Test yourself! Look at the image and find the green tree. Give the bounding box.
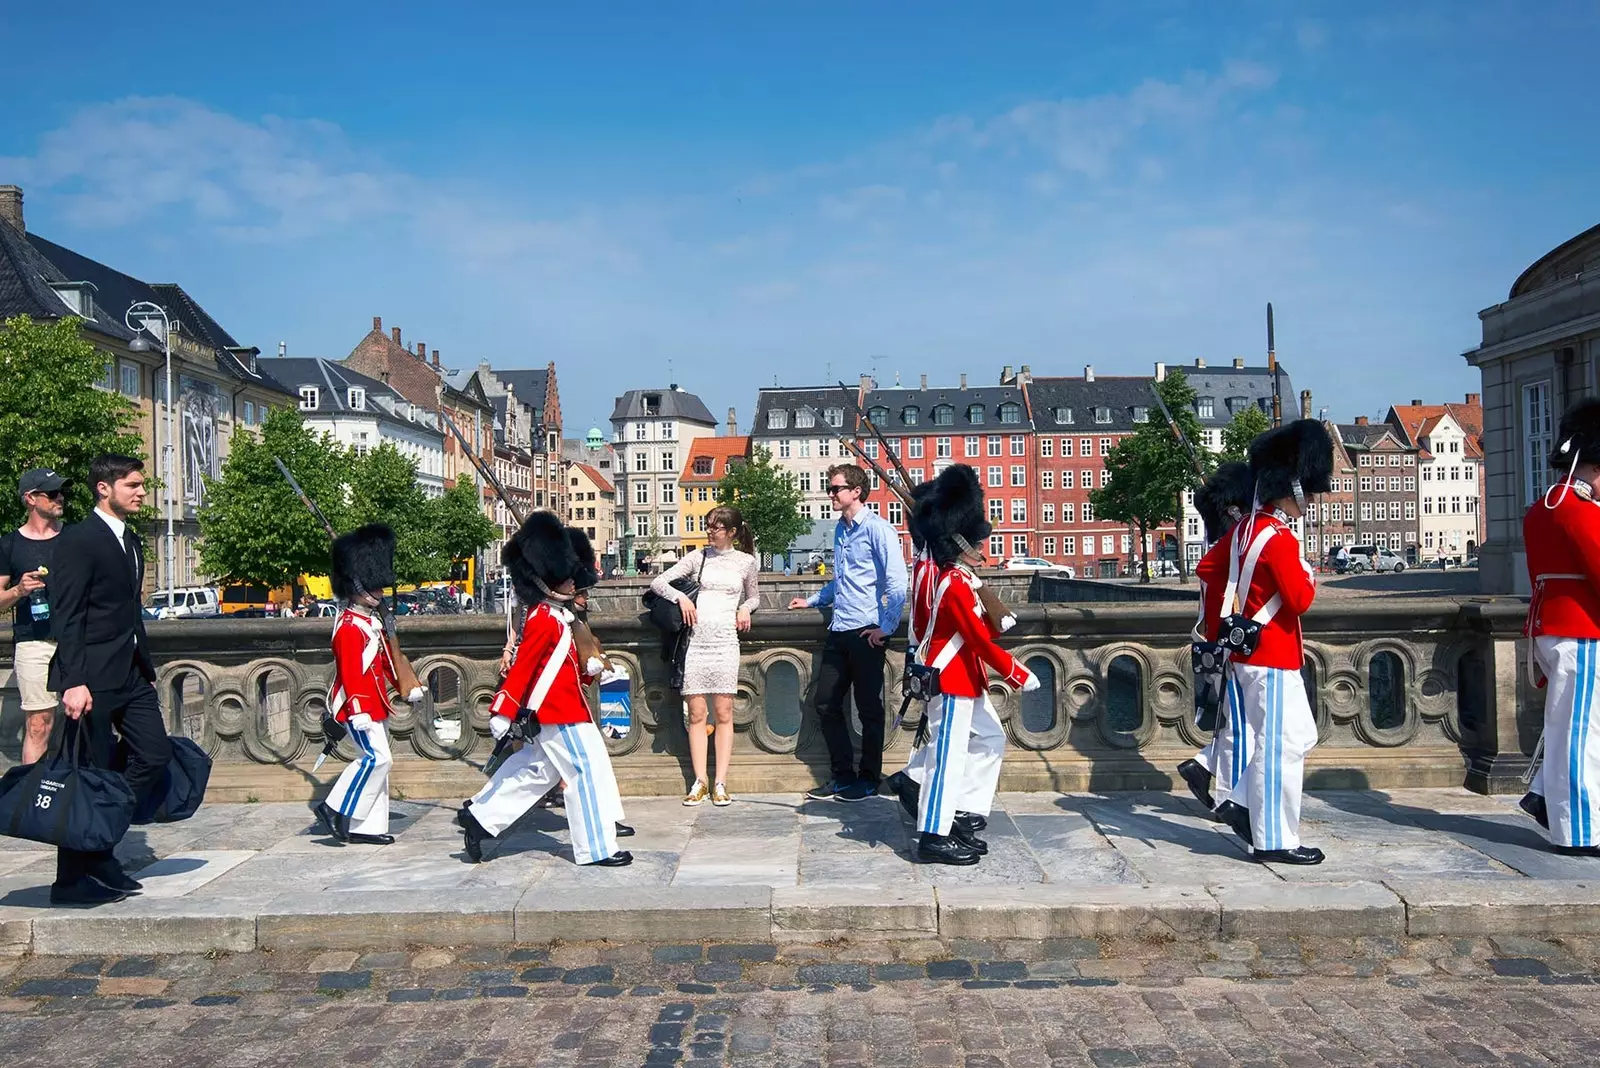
[349,443,441,585]
[714,446,807,558]
[0,316,145,528]
[1220,405,1272,464]
[1093,369,1211,581]
[198,406,353,589]
[428,476,497,566]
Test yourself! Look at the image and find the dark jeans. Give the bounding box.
[813,629,888,784]
[54,666,171,886]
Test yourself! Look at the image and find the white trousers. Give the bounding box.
[1194,671,1252,809]
[326,721,392,836]
[901,699,1004,818]
[469,721,626,865]
[917,694,1006,836]
[1533,637,1600,848]
[1235,663,1318,852]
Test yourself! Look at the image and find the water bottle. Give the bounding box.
[27,567,49,624]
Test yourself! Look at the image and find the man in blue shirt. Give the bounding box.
[788,463,909,801]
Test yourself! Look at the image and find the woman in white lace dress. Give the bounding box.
[649,507,760,806]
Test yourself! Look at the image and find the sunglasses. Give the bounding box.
[826,484,853,495]
[30,489,64,500]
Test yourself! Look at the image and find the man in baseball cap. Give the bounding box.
[1,467,68,762]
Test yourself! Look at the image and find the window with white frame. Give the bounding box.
[1359,476,1371,493]
[1099,469,1110,487]
[1101,535,1115,554]
[908,439,924,459]
[1012,498,1026,523]
[1010,435,1026,456]
[888,500,903,525]
[1062,470,1074,490]
[1375,501,1387,521]
[1041,470,1054,490]
[1043,536,1056,556]
[1082,501,1095,522]
[936,437,951,458]
[635,514,651,537]
[965,436,980,457]
[661,514,676,537]
[635,452,649,471]
[1063,536,1077,554]
[1404,500,1416,520]
[778,440,791,458]
[662,451,676,471]
[1360,502,1371,521]
[988,534,1004,558]
[1012,534,1028,555]
[1011,465,1025,487]
[987,466,1002,487]
[635,483,650,506]
[1524,381,1553,505]
[987,436,1002,456]
[1120,534,1132,553]
[298,386,319,411]
[767,409,788,429]
[660,482,676,504]
[1063,502,1076,523]
[988,498,1004,521]
[119,361,140,397]
[1404,476,1416,491]
[1099,438,1112,456]
[1043,502,1056,524]
[819,440,831,457]
[1040,438,1054,458]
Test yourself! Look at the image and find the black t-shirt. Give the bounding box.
[1,529,60,642]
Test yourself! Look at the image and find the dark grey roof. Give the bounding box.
[1335,423,1411,451]
[1181,364,1296,428]
[0,218,136,341]
[1026,376,1156,433]
[493,368,548,417]
[750,387,851,439]
[269,357,443,437]
[858,384,1032,434]
[610,386,717,426]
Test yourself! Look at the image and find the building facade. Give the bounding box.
[749,386,855,525]
[1386,395,1485,564]
[678,436,750,555]
[1335,418,1419,557]
[566,461,617,566]
[1311,422,1359,562]
[478,364,566,519]
[610,386,719,571]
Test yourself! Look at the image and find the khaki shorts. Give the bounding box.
[13,640,57,713]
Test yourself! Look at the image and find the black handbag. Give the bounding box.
[0,722,135,852]
[642,553,707,634]
[115,735,212,823]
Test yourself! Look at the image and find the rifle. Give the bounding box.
[271,456,422,714]
[1147,382,1207,481]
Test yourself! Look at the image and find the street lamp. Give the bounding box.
[125,301,175,610]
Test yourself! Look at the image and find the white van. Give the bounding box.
[148,587,221,619]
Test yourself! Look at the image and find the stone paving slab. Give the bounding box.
[0,788,1595,954]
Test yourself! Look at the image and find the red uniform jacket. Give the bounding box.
[490,603,597,726]
[1524,483,1600,639]
[329,608,397,722]
[1228,511,1316,670]
[919,565,1034,697]
[908,552,938,655]
[1193,536,1233,644]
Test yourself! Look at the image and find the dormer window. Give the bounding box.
[1132,407,1149,423]
[900,406,920,426]
[693,457,713,476]
[298,386,319,411]
[966,404,985,424]
[868,405,890,424]
[348,387,366,410]
[642,393,662,416]
[824,407,844,427]
[998,402,1022,424]
[932,404,955,425]
[1053,406,1073,424]
[795,408,815,429]
[1196,397,1215,419]
[1093,407,1112,424]
[767,409,789,430]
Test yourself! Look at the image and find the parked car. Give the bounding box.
[1004,557,1077,579]
[147,586,221,619]
[1344,546,1407,574]
[1144,560,1180,578]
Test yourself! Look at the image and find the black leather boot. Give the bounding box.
[886,771,921,821]
[1252,845,1325,865]
[917,833,980,866]
[1520,792,1550,830]
[313,801,349,843]
[954,811,987,833]
[460,806,491,863]
[951,822,988,856]
[1177,759,1215,810]
[1215,800,1252,846]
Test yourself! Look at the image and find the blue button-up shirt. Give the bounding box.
[806,508,908,633]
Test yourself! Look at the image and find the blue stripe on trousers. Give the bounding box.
[1265,670,1280,852]
[1575,640,1595,848]
[1227,673,1247,790]
[340,728,376,818]
[921,696,955,836]
[561,726,606,861]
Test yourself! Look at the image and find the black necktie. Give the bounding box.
[123,529,141,589]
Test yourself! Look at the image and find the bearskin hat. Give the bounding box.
[1195,462,1253,543]
[905,479,939,552]
[567,526,601,591]
[330,523,396,601]
[503,512,580,605]
[1550,399,1600,470]
[1247,419,1334,505]
[916,464,990,567]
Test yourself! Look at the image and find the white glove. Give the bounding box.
[999,614,1017,633]
[348,712,374,731]
[585,656,606,677]
[489,716,512,740]
[406,686,425,704]
[1020,672,1041,693]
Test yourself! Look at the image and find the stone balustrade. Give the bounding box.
[0,596,1537,802]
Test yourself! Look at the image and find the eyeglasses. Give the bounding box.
[705,524,726,532]
[826,484,853,495]
[29,489,64,501]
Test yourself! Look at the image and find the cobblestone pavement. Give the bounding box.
[5,935,1600,1066]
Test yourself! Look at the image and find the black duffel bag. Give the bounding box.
[114,735,213,824]
[0,723,135,852]
[640,553,706,634]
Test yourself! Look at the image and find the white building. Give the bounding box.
[272,358,446,496]
[748,385,856,524]
[1385,399,1485,564]
[610,385,719,572]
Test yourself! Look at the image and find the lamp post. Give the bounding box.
[126,301,175,609]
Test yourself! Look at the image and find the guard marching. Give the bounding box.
[459,514,632,867]
[1521,399,1600,856]
[911,465,1038,865]
[314,524,424,845]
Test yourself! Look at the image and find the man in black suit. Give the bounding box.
[47,454,172,906]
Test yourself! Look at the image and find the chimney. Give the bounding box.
[0,186,22,233]
[860,373,872,393]
[391,326,402,347]
[1154,361,1166,382]
[1465,392,1481,406]
[371,316,382,333]
[431,348,440,369]
[1018,364,1031,384]
[1411,398,1422,406]
[277,341,286,359]
[416,341,427,362]
[1000,364,1013,383]
[959,373,968,390]
[1195,358,1206,369]
[1355,415,1369,426]
[1233,358,1244,369]
[1300,390,1312,420]
[727,407,738,436]
[1084,364,1094,383]
[920,374,928,390]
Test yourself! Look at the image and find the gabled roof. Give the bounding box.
[858,383,1032,434]
[571,462,614,494]
[0,217,123,332]
[750,386,853,440]
[682,436,750,481]
[1027,375,1152,433]
[269,357,443,437]
[1385,400,1485,462]
[610,386,718,426]
[1181,364,1296,427]
[1335,422,1413,453]
[495,368,549,420]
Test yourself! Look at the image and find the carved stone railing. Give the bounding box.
[0,596,1538,802]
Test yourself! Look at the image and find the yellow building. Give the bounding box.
[678,436,749,554]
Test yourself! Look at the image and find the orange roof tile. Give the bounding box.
[571,462,613,493]
[680,436,751,482]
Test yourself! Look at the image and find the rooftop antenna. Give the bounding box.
[1266,302,1282,427]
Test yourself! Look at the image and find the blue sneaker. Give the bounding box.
[836,779,877,803]
[805,779,846,801]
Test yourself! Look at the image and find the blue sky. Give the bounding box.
[2,1,1595,434]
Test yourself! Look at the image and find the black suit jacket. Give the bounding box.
[47,512,156,693]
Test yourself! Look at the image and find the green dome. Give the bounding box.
[585,427,604,449]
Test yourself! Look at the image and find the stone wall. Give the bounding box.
[0,597,1536,801]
